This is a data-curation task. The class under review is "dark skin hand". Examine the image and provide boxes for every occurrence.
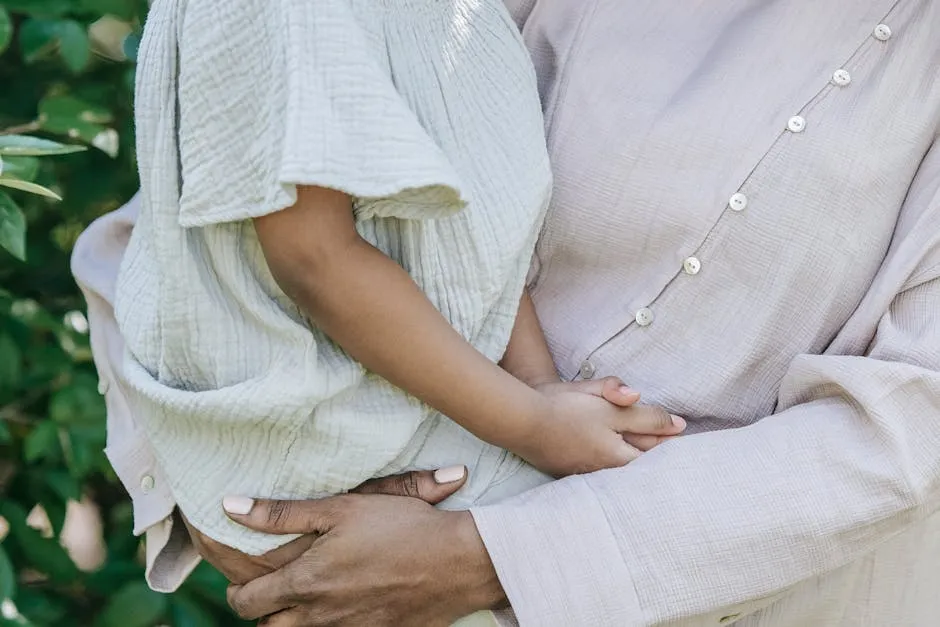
[222,472,503,627]
[184,468,471,587]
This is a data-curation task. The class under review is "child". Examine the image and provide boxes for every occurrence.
[116,0,683,556]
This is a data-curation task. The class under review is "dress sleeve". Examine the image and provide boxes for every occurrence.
[175,0,468,227]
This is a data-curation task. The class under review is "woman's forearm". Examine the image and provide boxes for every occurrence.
[499,291,560,387]
[254,186,547,450]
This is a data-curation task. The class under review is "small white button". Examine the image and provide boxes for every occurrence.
[635,307,654,327]
[831,69,852,86]
[579,360,596,380]
[97,379,110,395]
[719,614,742,624]
[787,115,806,133]
[873,24,892,41]
[683,256,702,275]
[140,475,155,493]
[728,192,748,212]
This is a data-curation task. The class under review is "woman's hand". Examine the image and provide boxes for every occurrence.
[188,467,471,587]
[222,491,503,626]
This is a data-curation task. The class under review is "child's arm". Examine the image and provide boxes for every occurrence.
[254,186,683,476]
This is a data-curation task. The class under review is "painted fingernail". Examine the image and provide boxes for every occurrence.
[222,496,255,515]
[433,465,466,484]
[670,415,686,428]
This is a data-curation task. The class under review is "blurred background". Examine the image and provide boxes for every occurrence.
[0,1,245,625]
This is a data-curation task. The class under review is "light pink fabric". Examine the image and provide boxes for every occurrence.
[74,0,940,623]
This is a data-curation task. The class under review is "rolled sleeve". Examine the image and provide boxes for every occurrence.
[72,195,199,591]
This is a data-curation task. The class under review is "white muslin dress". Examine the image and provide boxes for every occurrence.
[115,0,553,569]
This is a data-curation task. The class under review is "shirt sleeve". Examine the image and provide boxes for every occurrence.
[174,0,468,228]
[471,141,940,625]
[503,0,540,29]
[71,196,199,592]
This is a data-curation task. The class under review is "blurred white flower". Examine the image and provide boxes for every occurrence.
[91,129,119,158]
[64,310,89,334]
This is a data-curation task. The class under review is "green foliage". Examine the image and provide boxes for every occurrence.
[0,2,245,625]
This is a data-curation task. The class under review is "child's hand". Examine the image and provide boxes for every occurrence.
[535,376,684,452]
[536,376,641,407]
[515,383,686,478]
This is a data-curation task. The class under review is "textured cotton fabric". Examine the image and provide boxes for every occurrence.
[473,1,940,625]
[114,0,551,554]
[75,0,940,624]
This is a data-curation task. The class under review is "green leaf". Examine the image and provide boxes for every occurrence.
[12,589,67,626]
[0,135,86,157]
[0,421,11,444]
[1,1,72,17]
[38,96,117,154]
[24,422,60,463]
[170,595,217,627]
[0,7,13,56]
[0,191,27,261]
[0,157,39,182]
[0,331,23,389]
[0,502,79,584]
[44,470,82,502]
[57,21,91,73]
[0,544,15,601]
[95,582,168,627]
[0,177,62,200]
[18,18,60,63]
[49,376,105,427]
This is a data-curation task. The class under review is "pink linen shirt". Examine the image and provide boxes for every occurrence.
[73,0,940,624]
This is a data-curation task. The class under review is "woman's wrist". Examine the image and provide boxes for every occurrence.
[446,510,509,614]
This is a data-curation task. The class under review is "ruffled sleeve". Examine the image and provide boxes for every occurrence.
[175,0,468,227]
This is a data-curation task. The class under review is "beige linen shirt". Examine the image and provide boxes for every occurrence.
[73,0,940,624]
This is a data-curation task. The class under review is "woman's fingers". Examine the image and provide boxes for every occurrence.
[227,565,299,620]
[614,405,686,435]
[223,495,346,535]
[352,467,467,503]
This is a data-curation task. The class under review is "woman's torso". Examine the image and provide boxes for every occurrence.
[522,0,940,431]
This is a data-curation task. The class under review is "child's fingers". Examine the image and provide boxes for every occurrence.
[623,433,678,451]
[568,376,640,406]
[600,377,640,407]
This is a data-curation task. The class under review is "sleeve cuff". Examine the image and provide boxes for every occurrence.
[145,510,201,593]
[471,475,643,626]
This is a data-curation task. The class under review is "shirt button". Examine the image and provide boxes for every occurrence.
[579,360,596,380]
[787,115,806,133]
[719,614,742,624]
[728,192,748,212]
[831,69,852,86]
[635,307,654,327]
[873,23,892,41]
[683,256,702,275]
[97,379,110,395]
[140,475,155,493]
